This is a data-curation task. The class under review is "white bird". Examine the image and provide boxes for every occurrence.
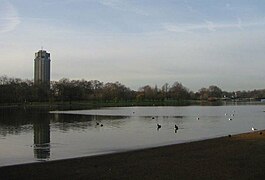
[252,127,257,131]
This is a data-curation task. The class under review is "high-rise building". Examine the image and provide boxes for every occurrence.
[34,50,51,85]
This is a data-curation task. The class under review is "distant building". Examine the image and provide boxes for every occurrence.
[34,50,51,86]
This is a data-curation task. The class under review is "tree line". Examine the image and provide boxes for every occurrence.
[1,76,265,104]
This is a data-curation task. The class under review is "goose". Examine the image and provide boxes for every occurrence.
[252,127,257,131]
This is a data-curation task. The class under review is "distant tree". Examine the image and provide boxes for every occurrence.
[90,80,104,101]
[161,83,170,100]
[2,75,265,104]
[102,82,133,101]
[208,85,222,98]
[198,87,209,100]
[169,82,190,100]
[139,85,155,100]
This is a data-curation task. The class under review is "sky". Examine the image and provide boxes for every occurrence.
[1,0,265,91]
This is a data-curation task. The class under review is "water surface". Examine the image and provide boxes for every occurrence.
[0,105,265,166]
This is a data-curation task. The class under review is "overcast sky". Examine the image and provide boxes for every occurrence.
[1,0,265,91]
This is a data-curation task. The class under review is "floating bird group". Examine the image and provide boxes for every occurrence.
[156,123,179,132]
[94,109,260,137]
[96,122,103,127]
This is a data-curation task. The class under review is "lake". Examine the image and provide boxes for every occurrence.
[0,104,265,166]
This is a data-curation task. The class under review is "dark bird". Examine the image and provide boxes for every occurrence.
[100,124,103,127]
[175,125,178,130]
[157,124,161,129]
[96,122,100,125]
[152,117,155,119]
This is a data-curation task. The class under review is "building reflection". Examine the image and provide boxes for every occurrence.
[33,118,50,160]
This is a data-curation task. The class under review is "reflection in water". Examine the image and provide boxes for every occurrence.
[33,118,50,160]
[0,108,52,161]
[1,105,265,167]
[51,113,127,132]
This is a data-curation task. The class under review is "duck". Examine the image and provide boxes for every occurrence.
[175,125,178,130]
[157,124,161,129]
[252,127,257,131]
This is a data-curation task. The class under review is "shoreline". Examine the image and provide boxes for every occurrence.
[1,130,265,179]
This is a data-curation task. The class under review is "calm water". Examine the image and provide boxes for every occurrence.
[0,105,265,166]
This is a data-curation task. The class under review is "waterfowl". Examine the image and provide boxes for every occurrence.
[157,124,161,129]
[175,125,178,130]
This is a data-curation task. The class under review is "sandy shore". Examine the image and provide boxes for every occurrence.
[1,131,265,179]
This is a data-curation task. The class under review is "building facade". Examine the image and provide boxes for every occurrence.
[34,50,51,85]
